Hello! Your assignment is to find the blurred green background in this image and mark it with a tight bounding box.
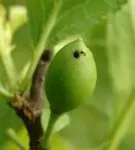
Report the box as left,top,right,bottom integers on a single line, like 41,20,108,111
0,0,135,150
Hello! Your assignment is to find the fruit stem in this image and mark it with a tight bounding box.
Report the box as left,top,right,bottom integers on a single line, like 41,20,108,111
41,111,60,149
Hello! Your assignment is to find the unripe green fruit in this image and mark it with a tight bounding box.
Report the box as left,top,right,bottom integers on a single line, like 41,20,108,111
45,39,97,114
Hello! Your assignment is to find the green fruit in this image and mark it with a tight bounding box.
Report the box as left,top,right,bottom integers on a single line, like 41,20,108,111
45,39,97,114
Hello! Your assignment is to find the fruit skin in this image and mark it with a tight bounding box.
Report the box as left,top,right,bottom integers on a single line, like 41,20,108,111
45,39,97,114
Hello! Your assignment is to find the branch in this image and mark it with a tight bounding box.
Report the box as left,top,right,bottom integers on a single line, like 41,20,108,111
29,49,53,116
9,50,53,150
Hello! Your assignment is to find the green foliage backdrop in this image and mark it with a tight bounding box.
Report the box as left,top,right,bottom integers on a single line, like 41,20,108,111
0,0,135,150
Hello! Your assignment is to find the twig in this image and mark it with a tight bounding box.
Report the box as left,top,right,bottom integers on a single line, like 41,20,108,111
9,50,53,150
29,50,53,116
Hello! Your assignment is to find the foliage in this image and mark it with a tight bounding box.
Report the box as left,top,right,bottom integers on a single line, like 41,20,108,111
0,0,135,150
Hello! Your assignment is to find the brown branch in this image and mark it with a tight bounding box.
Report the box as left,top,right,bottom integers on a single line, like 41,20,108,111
9,50,53,150
29,49,53,116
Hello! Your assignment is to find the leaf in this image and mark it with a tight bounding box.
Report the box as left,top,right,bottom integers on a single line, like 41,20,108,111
51,133,74,150
123,0,135,138
1,127,28,150
0,96,23,148
4,128,27,150
104,0,127,11
24,0,61,91
0,0,131,150
60,104,109,149
129,0,135,35
119,134,135,150
11,23,32,75
107,2,135,119
9,5,27,33
27,0,56,45
42,109,70,133
106,2,135,150
107,4,134,117
27,0,126,47
0,5,18,90
49,0,109,46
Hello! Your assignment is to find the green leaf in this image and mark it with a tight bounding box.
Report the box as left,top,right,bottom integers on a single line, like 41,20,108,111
1,127,28,150
49,0,109,46
0,96,23,148
107,4,134,118
0,0,132,150
0,5,18,90
4,128,27,150
106,2,135,150
129,0,135,41
42,109,70,133
23,0,61,91
104,0,127,11
9,5,27,33
61,104,109,149
27,0,58,45
51,133,74,150
119,134,135,150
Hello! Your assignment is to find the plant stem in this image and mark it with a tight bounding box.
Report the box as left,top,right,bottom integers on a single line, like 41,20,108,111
0,50,18,90
41,112,60,150
108,89,135,150
0,83,13,99
6,128,27,150
0,19,18,90
22,0,61,91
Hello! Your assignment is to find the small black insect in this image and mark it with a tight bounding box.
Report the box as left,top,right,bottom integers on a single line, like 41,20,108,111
73,50,80,58
73,50,86,59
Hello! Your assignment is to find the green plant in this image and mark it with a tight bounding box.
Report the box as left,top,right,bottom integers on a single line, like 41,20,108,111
1,0,135,150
